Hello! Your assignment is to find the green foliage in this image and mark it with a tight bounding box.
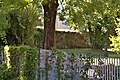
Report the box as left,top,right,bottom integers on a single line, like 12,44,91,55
0,45,39,80
40,49,108,80
42,0,48,5
6,3,41,46
0,0,43,46
61,0,120,49
110,14,120,53
110,28,120,53
0,11,7,38
0,63,15,80
1,0,28,9
0,2,8,44
34,29,44,48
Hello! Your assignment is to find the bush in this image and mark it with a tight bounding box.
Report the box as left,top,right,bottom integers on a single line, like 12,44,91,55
0,45,39,80
110,28,120,53
0,63,14,80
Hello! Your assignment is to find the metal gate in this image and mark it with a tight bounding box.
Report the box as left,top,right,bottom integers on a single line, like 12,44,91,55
89,58,120,80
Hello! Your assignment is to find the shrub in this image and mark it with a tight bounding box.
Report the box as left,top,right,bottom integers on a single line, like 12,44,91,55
1,45,39,80
110,28,120,53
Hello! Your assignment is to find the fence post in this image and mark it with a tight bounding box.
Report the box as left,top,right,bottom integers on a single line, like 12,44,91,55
41,49,51,80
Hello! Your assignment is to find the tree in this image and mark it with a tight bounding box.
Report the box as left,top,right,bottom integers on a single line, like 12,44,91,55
6,5,40,46
0,0,8,46
62,0,120,49
0,0,41,46
110,12,120,53
42,1,59,79
110,28,120,53
42,0,59,49
0,0,26,45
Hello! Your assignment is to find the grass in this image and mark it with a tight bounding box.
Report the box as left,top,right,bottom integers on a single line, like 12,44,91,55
58,48,119,58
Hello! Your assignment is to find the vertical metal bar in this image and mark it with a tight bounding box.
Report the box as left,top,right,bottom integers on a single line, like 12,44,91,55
117,58,119,80
102,65,104,80
111,58,113,80
105,58,106,80
108,58,110,80
109,58,111,80
112,58,114,80
114,58,116,80
106,64,107,80
93,58,95,65
113,58,114,80
105,58,107,80
118,58,120,80
94,58,96,65
109,58,110,80
107,58,109,80
116,58,119,80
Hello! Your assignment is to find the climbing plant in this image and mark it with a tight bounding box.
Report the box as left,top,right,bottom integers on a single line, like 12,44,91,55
0,45,39,80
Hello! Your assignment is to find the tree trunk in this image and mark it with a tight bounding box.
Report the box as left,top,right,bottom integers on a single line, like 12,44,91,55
43,0,58,50
42,0,58,80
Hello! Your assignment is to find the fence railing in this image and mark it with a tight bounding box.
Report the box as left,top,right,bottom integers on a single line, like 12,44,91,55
1,48,120,80
90,58,120,80
39,49,120,80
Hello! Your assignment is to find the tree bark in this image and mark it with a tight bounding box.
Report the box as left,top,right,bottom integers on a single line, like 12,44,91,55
42,1,58,79
43,0,58,50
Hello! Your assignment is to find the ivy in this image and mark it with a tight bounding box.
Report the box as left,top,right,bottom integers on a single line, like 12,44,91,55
0,45,39,80
39,49,107,80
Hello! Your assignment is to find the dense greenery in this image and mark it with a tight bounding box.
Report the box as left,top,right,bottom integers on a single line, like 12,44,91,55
61,0,120,49
0,0,42,46
0,0,120,79
109,6,120,53
110,24,120,53
39,49,110,80
1,0,119,49
0,45,39,80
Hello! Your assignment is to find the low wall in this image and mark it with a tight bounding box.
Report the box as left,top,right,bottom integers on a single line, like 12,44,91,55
34,31,90,48
55,31,90,48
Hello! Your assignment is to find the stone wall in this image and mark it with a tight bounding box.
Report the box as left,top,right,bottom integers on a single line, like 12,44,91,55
34,31,90,48
55,31,90,48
